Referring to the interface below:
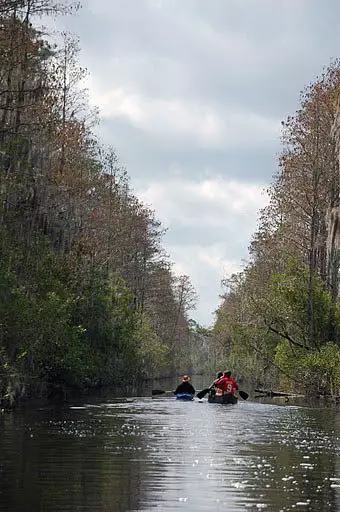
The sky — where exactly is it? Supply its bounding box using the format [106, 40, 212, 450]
[53, 0, 340, 326]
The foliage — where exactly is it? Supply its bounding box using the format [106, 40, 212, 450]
[275, 341, 340, 395]
[133, 314, 169, 377]
[213, 64, 340, 396]
[0, 1, 198, 404]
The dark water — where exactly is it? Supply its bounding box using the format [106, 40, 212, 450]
[0, 395, 339, 511]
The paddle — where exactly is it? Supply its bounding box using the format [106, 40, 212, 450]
[151, 389, 175, 396]
[196, 388, 211, 399]
[238, 390, 249, 400]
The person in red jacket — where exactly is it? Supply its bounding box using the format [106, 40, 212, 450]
[214, 371, 238, 396]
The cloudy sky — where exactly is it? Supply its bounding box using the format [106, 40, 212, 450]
[55, 0, 340, 325]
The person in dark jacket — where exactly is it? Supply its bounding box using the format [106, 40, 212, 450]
[175, 375, 195, 395]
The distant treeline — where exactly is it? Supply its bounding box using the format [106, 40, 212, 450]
[0, 0, 213, 405]
[213, 63, 340, 399]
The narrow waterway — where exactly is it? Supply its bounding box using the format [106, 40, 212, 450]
[0, 394, 339, 511]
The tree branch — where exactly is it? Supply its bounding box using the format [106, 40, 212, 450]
[264, 321, 311, 351]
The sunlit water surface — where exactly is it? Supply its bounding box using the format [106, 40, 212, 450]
[0, 395, 339, 511]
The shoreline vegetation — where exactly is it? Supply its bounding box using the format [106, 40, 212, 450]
[213, 65, 340, 404]
[0, 1, 339, 408]
[0, 1, 209, 408]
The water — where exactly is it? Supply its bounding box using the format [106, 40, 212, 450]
[0, 396, 339, 511]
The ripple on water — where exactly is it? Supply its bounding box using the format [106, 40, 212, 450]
[0, 399, 339, 511]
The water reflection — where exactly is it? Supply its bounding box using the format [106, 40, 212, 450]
[0, 397, 339, 511]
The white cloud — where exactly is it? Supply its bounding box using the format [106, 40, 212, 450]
[168, 241, 245, 324]
[86, 82, 280, 150]
[198, 245, 241, 275]
[138, 176, 268, 226]
[137, 177, 268, 324]
[170, 242, 241, 277]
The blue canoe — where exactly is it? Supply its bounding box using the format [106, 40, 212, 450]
[176, 393, 194, 401]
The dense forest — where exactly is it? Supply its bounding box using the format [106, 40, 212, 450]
[1, 1, 339, 406]
[213, 64, 340, 399]
[0, 0, 212, 405]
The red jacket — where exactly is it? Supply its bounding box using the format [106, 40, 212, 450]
[215, 376, 238, 395]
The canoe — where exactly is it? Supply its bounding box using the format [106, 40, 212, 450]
[208, 392, 238, 405]
[176, 393, 194, 401]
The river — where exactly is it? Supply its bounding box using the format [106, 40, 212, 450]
[0, 391, 339, 511]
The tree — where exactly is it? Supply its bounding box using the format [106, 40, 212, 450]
[0, 0, 199, 405]
[213, 63, 340, 396]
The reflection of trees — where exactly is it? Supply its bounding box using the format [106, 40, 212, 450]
[336, 411, 340, 512]
[237, 408, 340, 510]
[0, 406, 154, 511]
[1, 404, 340, 511]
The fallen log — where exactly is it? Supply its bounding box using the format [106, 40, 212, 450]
[254, 389, 303, 398]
